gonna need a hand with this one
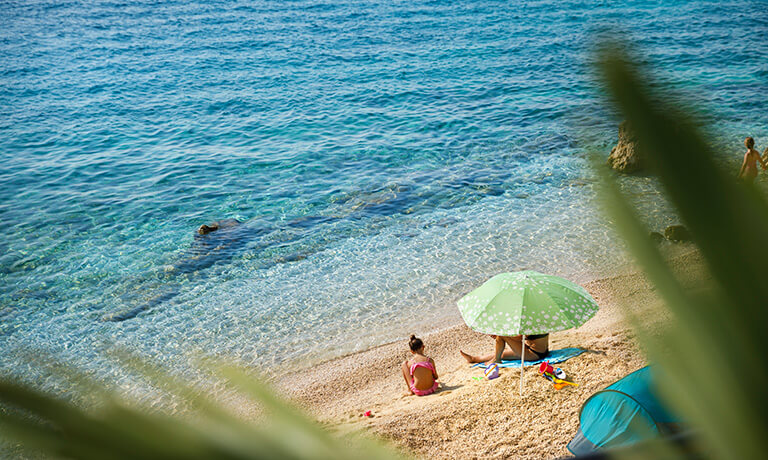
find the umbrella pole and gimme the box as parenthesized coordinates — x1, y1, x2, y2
(519, 334, 525, 396)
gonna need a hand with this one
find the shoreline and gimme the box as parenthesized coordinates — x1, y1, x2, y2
(278, 240, 699, 379)
(279, 246, 706, 459)
(272, 240, 697, 379)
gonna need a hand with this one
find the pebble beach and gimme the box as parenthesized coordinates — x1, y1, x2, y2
(283, 248, 705, 459)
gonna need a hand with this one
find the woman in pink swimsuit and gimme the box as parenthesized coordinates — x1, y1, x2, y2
(401, 335, 439, 396)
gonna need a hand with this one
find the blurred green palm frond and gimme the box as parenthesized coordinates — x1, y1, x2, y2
(596, 43, 768, 459)
(0, 355, 407, 460)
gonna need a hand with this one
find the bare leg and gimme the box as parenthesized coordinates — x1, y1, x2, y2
(501, 336, 542, 361)
(401, 361, 414, 394)
(460, 335, 544, 364)
(460, 349, 522, 363)
(459, 350, 484, 363)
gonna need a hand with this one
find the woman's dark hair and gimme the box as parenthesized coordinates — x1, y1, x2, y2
(409, 335, 423, 351)
(745, 137, 755, 149)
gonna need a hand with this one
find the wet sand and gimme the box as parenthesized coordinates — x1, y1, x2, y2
(281, 248, 706, 459)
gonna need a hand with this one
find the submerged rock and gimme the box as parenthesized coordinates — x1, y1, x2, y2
(607, 121, 643, 173)
(197, 218, 241, 235)
(649, 231, 664, 243)
(664, 225, 691, 242)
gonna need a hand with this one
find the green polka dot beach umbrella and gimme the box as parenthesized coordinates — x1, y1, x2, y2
(457, 270, 600, 394)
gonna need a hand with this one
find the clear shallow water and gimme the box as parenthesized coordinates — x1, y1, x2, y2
(1, 1, 767, 386)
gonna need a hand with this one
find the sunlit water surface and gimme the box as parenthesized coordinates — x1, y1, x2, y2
(1, 0, 766, 390)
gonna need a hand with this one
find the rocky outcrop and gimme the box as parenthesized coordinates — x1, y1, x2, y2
(649, 226, 692, 243)
(197, 218, 241, 235)
(664, 225, 691, 242)
(607, 121, 642, 173)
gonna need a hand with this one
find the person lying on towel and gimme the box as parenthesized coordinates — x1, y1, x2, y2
(460, 334, 549, 365)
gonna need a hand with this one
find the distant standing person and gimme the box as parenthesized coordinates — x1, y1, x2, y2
(738, 137, 766, 183)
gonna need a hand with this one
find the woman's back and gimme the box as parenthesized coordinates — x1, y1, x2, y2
(409, 359, 436, 390)
(740, 137, 764, 182)
(401, 335, 439, 396)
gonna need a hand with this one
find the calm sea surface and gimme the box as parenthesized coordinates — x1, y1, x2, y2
(1, 0, 766, 388)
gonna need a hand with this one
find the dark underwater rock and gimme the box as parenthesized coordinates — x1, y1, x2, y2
(197, 218, 242, 235)
(649, 231, 664, 243)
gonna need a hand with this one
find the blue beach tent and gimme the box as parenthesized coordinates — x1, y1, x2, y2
(568, 366, 682, 455)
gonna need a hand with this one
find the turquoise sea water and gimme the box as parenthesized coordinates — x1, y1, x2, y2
(2, 1, 767, 387)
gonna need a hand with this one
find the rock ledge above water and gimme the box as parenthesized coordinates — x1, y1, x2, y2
(607, 121, 642, 174)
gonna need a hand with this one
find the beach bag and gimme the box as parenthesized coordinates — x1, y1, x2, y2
(484, 363, 499, 380)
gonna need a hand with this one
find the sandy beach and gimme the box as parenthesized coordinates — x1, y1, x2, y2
(282, 248, 706, 459)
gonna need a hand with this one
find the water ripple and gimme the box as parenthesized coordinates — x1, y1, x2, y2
(1, 0, 767, 390)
